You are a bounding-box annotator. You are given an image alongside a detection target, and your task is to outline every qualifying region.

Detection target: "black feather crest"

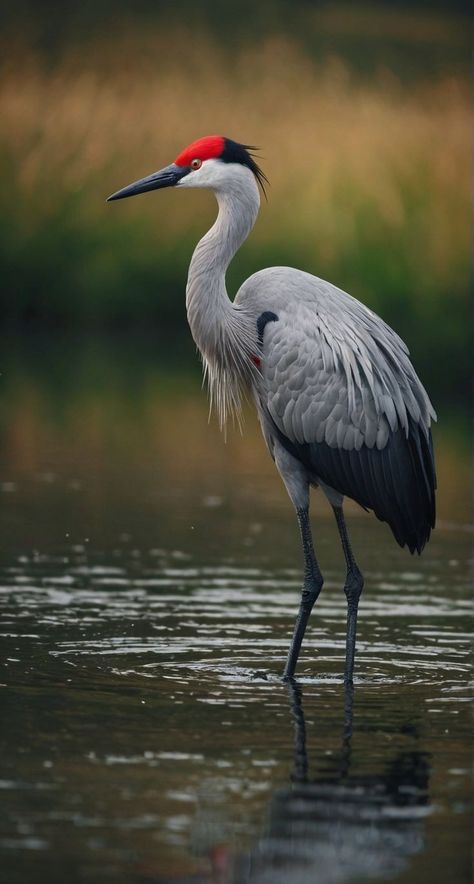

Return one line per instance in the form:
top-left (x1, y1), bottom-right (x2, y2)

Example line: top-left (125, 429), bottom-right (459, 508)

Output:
top-left (222, 137), bottom-right (269, 196)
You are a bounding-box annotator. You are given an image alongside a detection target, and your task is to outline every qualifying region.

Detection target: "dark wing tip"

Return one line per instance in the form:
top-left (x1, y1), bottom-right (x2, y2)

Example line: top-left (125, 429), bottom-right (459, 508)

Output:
top-left (270, 416), bottom-right (436, 556)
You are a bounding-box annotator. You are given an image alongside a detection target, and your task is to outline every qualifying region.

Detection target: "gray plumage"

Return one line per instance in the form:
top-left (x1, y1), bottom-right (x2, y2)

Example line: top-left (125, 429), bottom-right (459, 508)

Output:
top-left (237, 267), bottom-right (436, 554)
top-left (108, 136), bottom-right (437, 682)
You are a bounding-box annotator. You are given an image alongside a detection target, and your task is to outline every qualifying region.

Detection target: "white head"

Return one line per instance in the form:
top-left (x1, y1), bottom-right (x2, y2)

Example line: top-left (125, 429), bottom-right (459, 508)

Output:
top-left (107, 135), bottom-right (267, 203)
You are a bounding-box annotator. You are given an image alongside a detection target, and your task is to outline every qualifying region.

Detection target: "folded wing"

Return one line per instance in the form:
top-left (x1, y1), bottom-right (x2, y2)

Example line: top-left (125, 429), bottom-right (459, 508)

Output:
top-left (260, 281), bottom-right (437, 553)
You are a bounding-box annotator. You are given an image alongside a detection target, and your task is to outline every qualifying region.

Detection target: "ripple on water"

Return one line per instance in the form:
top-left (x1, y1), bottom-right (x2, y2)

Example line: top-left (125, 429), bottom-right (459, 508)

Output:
top-left (0, 539), bottom-right (471, 884)
top-left (0, 558), bottom-right (471, 695)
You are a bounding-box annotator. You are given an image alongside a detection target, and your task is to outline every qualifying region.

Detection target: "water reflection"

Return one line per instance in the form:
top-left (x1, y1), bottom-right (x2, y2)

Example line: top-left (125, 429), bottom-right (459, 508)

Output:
top-left (249, 683), bottom-right (429, 884)
top-left (184, 683), bottom-right (431, 884)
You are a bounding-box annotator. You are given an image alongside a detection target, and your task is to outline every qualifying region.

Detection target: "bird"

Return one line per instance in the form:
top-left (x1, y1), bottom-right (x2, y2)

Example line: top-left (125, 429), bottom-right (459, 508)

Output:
top-left (108, 135), bottom-right (437, 685)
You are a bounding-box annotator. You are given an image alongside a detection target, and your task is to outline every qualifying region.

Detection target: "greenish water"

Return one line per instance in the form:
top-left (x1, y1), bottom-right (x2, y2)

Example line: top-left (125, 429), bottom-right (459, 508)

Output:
top-left (0, 334), bottom-right (471, 883)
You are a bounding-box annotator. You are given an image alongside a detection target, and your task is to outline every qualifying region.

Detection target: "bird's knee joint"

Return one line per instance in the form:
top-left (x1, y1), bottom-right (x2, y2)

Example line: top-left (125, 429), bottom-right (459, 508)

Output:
top-left (301, 577), bottom-right (323, 609)
top-left (344, 569), bottom-right (364, 606)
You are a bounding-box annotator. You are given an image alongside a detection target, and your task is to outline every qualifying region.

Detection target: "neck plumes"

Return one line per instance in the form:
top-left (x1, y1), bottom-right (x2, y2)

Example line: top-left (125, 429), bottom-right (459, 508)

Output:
top-left (185, 172), bottom-right (260, 430)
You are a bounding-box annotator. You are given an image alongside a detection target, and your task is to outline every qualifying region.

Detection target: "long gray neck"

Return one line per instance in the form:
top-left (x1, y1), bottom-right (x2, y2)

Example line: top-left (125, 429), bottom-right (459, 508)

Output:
top-left (185, 176), bottom-right (260, 365)
top-left (185, 173), bottom-right (261, 429)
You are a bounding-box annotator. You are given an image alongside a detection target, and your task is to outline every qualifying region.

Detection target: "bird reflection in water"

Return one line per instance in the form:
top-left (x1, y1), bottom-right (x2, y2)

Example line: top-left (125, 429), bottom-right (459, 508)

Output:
top-left (160, 683), bottom-right (431, 884)
top-left (233, 683), bottom-right (431, 884)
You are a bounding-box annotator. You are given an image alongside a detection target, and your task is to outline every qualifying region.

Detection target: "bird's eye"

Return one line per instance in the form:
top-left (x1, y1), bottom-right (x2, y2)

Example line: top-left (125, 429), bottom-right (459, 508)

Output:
top-left (191, 158), bottom-right (202, 170)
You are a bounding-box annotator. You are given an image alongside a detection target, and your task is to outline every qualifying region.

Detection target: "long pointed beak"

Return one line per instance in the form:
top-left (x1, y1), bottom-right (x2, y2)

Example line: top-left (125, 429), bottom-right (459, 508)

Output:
top-left (107, 163), bottom-right (189, 202)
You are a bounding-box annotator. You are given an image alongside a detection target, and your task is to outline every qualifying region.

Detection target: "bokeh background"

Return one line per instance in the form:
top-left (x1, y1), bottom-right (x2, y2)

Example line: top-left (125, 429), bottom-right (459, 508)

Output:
top-left (0, 0), bottom-right (471, 399)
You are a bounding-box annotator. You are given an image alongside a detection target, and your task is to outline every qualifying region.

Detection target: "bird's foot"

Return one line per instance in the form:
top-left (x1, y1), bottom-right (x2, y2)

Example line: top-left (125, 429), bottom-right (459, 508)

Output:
top-left (281, 673), bottom-right (297, 684)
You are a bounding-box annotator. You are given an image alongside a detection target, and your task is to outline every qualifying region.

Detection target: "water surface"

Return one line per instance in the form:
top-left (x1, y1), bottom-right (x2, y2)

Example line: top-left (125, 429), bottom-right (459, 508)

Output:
top-left (0, 335), bottom-right (471, 883)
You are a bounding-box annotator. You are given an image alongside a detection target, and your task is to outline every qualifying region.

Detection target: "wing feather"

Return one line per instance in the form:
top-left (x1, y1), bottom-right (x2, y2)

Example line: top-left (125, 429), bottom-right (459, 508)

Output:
top-left (253, 272), bottom-right (436, 552)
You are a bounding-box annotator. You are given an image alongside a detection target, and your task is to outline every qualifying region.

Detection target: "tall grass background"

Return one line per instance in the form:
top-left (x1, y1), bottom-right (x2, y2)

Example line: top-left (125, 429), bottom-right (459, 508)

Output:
top-left (0, 20), bottom-right (470, 403)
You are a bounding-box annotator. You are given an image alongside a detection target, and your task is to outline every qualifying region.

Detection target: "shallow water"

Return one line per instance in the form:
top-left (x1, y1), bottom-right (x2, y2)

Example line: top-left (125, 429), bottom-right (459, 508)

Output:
top-left (0, 335), bottom-right (472, 884)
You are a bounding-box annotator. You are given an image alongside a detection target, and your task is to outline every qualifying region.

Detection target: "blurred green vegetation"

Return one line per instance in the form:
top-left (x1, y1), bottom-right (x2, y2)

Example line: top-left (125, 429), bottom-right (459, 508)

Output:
top-left (0, 3), bottom-right (470, 406)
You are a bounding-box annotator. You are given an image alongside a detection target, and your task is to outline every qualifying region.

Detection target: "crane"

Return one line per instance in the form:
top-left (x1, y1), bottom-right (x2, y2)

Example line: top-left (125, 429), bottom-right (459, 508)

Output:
top-left (108, 135), bottom-right (436, 685)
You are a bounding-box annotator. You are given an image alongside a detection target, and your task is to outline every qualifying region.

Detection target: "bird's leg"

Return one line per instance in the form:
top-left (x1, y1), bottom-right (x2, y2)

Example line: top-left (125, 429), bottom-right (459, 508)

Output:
top-left (333, 506), bottom-right (364, 686)
top-left (283, 507), bottom-right (323, 680)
